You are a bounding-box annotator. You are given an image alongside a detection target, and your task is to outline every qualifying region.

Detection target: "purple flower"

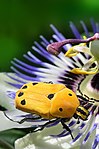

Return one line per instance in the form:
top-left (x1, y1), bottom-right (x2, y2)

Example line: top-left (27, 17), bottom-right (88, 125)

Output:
top-left (0, 19), bottom-right (99, 149)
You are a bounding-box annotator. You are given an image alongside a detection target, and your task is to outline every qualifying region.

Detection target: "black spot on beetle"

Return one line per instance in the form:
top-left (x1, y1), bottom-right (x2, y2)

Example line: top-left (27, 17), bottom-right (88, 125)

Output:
top-left (48, 94), bottom-right (54, 99)
top-left (59, 108), bottom-right (63, 112)
top-left (44, 81), bottom-right (53, 84)
top-left (22, 85), bottom-right (27, 89)
top-left (68, 93), bottom-right (72, 96)
top-left (48, 81), bottom-right (53, 84)
top-left (32, 82), bottom-right (38, 85)
top-left (18, 92), bottom-right (24, 97)
top-left (21, 99), bottom-right (26, 105)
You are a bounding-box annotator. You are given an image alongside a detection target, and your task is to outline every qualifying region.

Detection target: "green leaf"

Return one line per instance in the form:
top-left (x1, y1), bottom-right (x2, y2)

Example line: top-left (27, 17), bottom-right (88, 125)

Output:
top-left (0, 128), bottom-right (28, 148)
top-left (0, 139), bottom-right (14, 149)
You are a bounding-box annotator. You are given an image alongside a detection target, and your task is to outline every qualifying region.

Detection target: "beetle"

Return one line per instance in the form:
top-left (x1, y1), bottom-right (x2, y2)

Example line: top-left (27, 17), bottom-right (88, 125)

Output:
top-left (15, 81), bottom-right (89, 139)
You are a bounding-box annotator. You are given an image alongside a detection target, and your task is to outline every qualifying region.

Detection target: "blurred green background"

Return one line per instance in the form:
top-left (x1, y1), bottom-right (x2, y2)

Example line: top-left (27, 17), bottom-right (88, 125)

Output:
top-left (0, 0), bottom-right (99, 72)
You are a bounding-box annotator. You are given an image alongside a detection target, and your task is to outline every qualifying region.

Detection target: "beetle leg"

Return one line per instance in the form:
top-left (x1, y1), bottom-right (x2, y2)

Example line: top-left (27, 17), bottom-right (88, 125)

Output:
top-left (61, 118), bottom-right (74, 139)
top-left (3, 111), bottom-right (41, 124)
top-left (33, 118), bottom-right (60, 132)
top-left (17, 116), bottom-right (42, 124)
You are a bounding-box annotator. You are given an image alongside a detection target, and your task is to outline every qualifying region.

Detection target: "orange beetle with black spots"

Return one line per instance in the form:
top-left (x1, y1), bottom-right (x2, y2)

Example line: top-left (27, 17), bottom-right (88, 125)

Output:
top-left (15, 81), bottom-right (89, 139)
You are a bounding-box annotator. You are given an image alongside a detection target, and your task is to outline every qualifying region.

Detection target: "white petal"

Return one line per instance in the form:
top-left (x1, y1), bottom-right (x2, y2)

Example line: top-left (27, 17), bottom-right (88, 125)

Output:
top-left (0, 112), bottom-right (20, 131)
top-left (0, 72), bottom-right (18, 110)
top-left (15, 124), bottom-right (80, 149)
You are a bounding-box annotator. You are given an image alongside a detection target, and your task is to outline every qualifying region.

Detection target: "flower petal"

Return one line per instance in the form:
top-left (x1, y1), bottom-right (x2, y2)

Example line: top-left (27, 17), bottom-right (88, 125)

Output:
top-left (0, 112), bottom-right (20, 131)
top-left (0, 73), bottom-right (17, 110)
top-left (1, 20), bottom-right (99, 149)
top-left (15, 124), bottom-right (80, 149)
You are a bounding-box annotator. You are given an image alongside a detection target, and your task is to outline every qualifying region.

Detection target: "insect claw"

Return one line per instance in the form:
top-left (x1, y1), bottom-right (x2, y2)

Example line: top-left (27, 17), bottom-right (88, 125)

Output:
top-left (77, 118), bottom-right (80, 124)
top-left (71, 134), bottom-right (74, 140)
